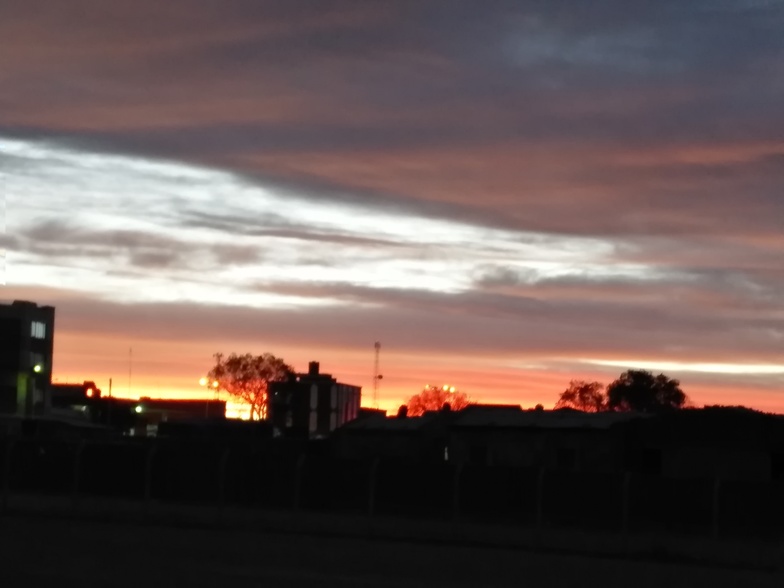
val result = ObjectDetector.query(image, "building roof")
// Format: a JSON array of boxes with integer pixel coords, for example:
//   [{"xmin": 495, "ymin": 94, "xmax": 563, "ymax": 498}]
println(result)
[
  {"xmin": 629, "ymin": 407, "xmax": 784, "ymax": 449},
  {"xmin": 338, "ymin": 405, "xmax": 648, "ymax": 433},
  {"xmin": 0, "ymin": 299, "xmax": 55, "ymax": 312},
  {"xmin": 452, "ymin": 407, "xmax": 648, "ymax": 430},
  {"xmin": 338, "ymin": 412, "xmax": 442, "ymax": 432}
]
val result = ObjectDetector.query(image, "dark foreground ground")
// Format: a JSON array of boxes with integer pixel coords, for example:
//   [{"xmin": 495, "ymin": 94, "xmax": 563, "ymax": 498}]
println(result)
[{"xmin": 0, "ymin": 515, "xmax": 781, "ymax": 588}]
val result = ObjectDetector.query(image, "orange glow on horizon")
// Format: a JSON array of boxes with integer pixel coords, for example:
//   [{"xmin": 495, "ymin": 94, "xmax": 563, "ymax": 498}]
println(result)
[
  {"xmin": 43, "ymin": 320, "xmax": 784, "ymax": 417},
  {"xmin": 51, "ymin": 366, "xmax": 784, "ymax": 417}
]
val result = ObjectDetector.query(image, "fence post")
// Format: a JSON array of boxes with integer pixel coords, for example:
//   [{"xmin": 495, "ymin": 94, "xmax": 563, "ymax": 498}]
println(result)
[
  {"xmin": 621, "ymin": 471, "xmax": 632, "ymax": 537},
  {"xmin": 452, "ymin": 463, "xmax": 463, "ymax": 520},
  {"xmin": 144, "ymin": 444, "xmax": 157, "ymax": 510},
  {"xmin": 535, "ymin": 466, "xmax": 546, "ymax": 542},
  {"xmin": 249, "ymin": 449, "xmax": 263, "ymax": 507},
  {"xmin": 218, "ymin": 448, "xmax": 231, "ymax": 510},
  {"xmin": 712, "ymin": 477, "xmax": 721, "ymax": 538},
  {"xmin": 293, "ymin": 453, "xmax": 306, "ymax": 511},
  {"xmin": 367, "ymin": 458, "xmax": 379, "ymax": 517},
  {"xmin": 2, "ymin": 439, "xmax": 15, "ymax": 514},
  {"xmin": 71, "ymin": 441, "xmax": 86, "ymax": 513}
]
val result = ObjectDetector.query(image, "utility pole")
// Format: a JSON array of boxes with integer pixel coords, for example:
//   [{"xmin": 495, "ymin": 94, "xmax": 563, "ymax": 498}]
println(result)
[
  {"xmin": 128, "ymin": 348, "xmax": 133, "ymax": 395},
  {"xmin": 373, "ymin": 341, "xmax": 382, "ymax": 409}
]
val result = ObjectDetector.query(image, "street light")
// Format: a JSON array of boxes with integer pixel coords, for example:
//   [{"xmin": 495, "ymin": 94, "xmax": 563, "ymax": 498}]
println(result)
[
  {"xmin": 199, "ymin": 377, "xmax": 220, "ymax": 418},
  {"xmin": 26, "ymin": 364, "xmax": 45, "ymax": 417}
]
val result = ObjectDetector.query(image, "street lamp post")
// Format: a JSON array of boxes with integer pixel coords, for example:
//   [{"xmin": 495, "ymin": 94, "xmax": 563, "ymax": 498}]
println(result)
[{"xmin": 26, "ymin": 363, "xmax": 45, "ymax": 417}]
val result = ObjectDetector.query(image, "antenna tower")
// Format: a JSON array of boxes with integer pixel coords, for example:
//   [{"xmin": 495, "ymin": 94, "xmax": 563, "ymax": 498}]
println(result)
[{"xmin": 373, "ymin": 341, "xmax": 382, "ymax": 408}]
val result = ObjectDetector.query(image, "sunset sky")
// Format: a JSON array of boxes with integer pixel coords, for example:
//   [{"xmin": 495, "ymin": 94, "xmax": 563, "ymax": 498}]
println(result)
[{"xmin": 1, "ymin": 1, "xmax": 783, "ymax": 414}]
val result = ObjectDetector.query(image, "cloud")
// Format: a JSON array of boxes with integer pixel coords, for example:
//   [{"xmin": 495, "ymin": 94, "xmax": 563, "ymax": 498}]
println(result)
[
  {"xmin": 5, "ymin": 283, "xmax": 782, "ymax": 413},
  {"xmin": 1, "ymin": 1, "xmax": 783, "ymax": 410}
]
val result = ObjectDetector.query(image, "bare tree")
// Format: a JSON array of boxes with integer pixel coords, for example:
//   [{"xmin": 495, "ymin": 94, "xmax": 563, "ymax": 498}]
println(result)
[
  {"xmin": 207, "ymin": 352, "xmax": 292, "ymax": 420},
  {"xmin": 407, "ymin": 384, "xmax": 470, "ymax": 417},
  {"xmin": 554, "ymin": 380, "xmax": 607, "ymax": 412}
]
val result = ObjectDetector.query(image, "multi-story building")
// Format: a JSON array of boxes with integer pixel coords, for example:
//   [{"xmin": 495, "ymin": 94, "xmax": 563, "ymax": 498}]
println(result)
[
  {"xmin": 0, "ymin": 300, "xmax": 56, "ymax": 416},
  {"xmin": 268, "ymin": 361, "xmax": 361, "ymax": 438}
]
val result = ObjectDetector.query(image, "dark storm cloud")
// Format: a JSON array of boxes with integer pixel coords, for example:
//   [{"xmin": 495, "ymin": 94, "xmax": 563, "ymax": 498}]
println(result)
[
  {"xmin": 2, "ymin": 0, "xmax": 783, "ymax": 241},
  {"xmin": 3, "ymin": 0, "xmax": 781, "ymax": 242}
]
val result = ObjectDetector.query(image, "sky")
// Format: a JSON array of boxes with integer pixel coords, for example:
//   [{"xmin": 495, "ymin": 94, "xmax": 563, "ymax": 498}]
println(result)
[{"xmin": 1, "ymin": 0, "xmax": 783, "ymax": 414}]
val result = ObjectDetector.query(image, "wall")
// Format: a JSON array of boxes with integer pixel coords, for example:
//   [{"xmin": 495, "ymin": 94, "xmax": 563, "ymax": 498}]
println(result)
[{"xmin": 2, "ymin": 437, "xmax": 783, "ymax": 540}]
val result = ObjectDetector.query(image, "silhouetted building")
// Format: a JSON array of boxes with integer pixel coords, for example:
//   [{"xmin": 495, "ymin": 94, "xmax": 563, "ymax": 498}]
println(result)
[
  {"xmin": 332, "ymin": 409, "xmax": 448, "ymax": 462},
  {"xmin": 334, "ymin": 404, "xmax": 784, "ymax": 481},
  {"xmin": 132, "ymin": 397, "xmax": 226, "ymax": 436},
  {"xmin": 447, "ymin": 406, "xmax": 644, "ymax": 469},
  {"xmin": 51, "ymin": 380, "xmax": 102, "ymax": 402},
  {"xmin": 358, "ymin": 407, "xmax": 387, "ymax": 419},
  {"xmin": 268, "ymin": 361, "xmax": 361, "ymax": 439},
  {"xmin": 334, "ymin": 404, "xmax": 644, "ymax": 468},
  {"xmin": 48, "ymin": 383, "xmax": 226, "ymax": 437},
  {"xmin": 621, "ymin": 407, "xmax": 784, "ymax": 480},
  {"xmin": 0, "ymin": 300, "xmax": 55, "ymax": 416},
  {"xmin": 158, "ymin": 418, "xmax": 272, "ymax": 443}
]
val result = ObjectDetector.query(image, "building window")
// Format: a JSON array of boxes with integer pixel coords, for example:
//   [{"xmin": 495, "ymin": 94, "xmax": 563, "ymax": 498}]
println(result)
[{"xmin": 30, "ymin": 321, "xmax": 46, "ymax": 339}]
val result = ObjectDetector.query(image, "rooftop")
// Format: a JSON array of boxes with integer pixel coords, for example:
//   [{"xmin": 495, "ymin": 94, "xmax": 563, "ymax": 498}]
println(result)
[{"xmin": 453, "ymin": 407, "xmax": 648, "ymax": 429}]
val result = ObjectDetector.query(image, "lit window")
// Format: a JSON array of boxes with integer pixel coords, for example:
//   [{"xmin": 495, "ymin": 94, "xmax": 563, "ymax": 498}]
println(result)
[{"xmin": 30, "ymin": 321, "xmax": 46, "ymax": 339}]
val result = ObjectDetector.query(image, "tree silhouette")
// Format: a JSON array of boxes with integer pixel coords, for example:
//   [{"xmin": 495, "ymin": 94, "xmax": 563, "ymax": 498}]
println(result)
[
  {"xmin": 606, "ymin": 369, "xmax": 687, "ymax": 413},
  {"xmin": 207, "ymin": 352, "xmax": 292, "ymax": 420},
  {"xmin": 407, "ymin": 384, "xmax": 469, "ymax": 417},
  {"xmin": 554, "ymin": 380, "xmax": 606, "ymax": 412}
]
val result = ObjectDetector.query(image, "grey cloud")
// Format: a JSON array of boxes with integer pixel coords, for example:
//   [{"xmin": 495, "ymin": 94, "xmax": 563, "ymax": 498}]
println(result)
[
  {"xmin": 15, "ymin": 220, "xmax": 226, "ymax": 273},
  {"xmin": 243, "ymin": 279, "xmax": 784, "ymax": 362},
  {"xmin": 21, "ymin": 221, "xmax": 187, "ymax": 254},
  {"xmin": 181, "ymin": 209, "xmax": 420, "ymax": 249},
  {"xmin": 31, "ymin": 281, "xmax": 780, "ymax": 374},
  {"xmin": 6, "ymin": 280, "xmax": 783, "ymax": 408},
  {"xmin": 2, "ymin": 0, "xmax": 782, "ymax": 245},
  {"xmin": 0, "ymin": 234, "xmax": 21, "ymax": 249},
  {"xmin": 128, "ymin": 250, "xmax": 181, "ymax": 269},
  {"xmin": 211, "ymin": 244, "xmax": 264, "ymax": 266}
]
